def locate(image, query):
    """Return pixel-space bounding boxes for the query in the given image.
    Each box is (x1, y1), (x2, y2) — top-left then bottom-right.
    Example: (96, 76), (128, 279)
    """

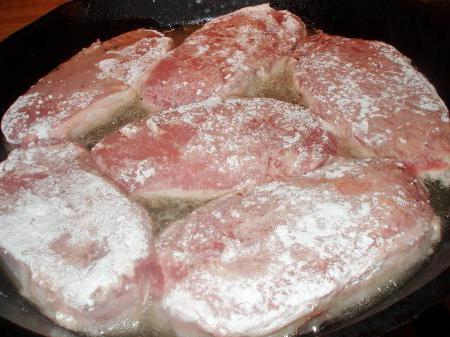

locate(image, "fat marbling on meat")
(157, 159), (441, 337)
(91, 98), (336, 204)
(1, 29), (172, 145)
(292, 33), (450, 185)
(140, 4), (306, 112)
(0, 142), (163, 334)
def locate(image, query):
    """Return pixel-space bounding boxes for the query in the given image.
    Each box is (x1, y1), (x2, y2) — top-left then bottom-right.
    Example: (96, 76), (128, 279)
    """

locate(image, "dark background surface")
(1, 1), (450, 43)
(1, 302), (449, 337)
(0, 1), (449, 337)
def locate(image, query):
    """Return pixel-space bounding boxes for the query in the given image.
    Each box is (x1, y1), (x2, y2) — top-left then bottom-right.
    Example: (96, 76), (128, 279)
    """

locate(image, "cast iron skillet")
(0, 0), (449, 336)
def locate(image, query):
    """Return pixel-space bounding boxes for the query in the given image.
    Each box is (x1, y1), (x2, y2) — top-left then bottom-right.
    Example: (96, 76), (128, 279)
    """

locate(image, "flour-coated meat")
(292, 33), (450, 184)
(0, 142), (162, 334)
(1, 29), (172, 145)
(157, 159), (441, 337)
(140, 4), (306, 112)
(92, 98), (336, 202)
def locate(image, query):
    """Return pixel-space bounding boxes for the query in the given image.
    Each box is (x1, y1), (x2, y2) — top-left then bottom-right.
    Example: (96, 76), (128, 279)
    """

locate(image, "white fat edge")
(97, 37), (171, 86)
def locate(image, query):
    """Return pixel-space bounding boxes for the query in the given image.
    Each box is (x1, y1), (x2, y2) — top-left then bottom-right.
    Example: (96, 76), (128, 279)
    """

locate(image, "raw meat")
(1, 29), (172, 146)
(0, 141), (163, 334)
(292, 33), (450, 184)
(157, 159), (441, 337)
(91, 98), (336, 204)
(140, 4), (306, 112)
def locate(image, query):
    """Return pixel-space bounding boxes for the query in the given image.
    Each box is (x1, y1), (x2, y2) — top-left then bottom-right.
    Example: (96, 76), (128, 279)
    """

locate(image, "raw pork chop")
(92, 98), (336, 207)
(140, 4), (306, 112)
(292, 33), (450, 184)
(1, 29), (172, 146)
(157, 159), (441, 337)
(0, 142), (162, 334)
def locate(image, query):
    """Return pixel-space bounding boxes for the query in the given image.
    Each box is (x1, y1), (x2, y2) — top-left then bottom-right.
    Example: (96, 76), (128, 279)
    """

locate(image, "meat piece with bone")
(0, 142), (163, 335)
(157, 159), (441, 337)
(140, 4), (306, 112)
(1, 29), (172, 146)
(91, 97), (336, 224)
(292, 33), (450, 185)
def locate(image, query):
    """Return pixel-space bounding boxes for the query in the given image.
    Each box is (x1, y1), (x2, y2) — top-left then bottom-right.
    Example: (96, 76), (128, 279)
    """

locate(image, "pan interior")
(0, 1), (449, 337)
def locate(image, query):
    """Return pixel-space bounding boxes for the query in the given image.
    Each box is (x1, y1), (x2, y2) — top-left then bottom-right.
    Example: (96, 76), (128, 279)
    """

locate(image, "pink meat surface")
(140, 4), (306, 112)
(1, 29), (172, 145)
(157, 159), (441, 337)
(0, 142), (162, 334)
(92, 98), (336, 201)
(292, 33), (450, 184)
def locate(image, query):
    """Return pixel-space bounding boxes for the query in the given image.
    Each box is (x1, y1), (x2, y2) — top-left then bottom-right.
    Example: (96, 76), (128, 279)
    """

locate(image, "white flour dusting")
(158, 159), (437, 336)
(294, 34), (450, 166)
(92, 97), (335, 196)
(0, 143), (153, 312)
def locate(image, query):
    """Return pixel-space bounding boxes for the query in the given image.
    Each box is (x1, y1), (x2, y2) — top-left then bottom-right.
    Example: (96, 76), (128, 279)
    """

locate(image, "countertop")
(0, 0), (68, 41)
